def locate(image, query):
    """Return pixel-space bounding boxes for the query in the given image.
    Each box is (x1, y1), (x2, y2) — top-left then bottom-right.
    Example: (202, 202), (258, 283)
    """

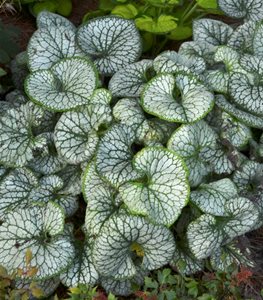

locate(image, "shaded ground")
(0, 0), (98, 50)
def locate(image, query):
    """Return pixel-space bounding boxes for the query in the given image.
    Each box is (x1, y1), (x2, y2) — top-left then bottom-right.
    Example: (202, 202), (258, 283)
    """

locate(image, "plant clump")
(1, 0), (263, 296)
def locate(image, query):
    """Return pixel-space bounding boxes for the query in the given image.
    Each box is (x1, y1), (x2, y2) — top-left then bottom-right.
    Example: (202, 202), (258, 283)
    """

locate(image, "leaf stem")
(181, 2), (198, 24)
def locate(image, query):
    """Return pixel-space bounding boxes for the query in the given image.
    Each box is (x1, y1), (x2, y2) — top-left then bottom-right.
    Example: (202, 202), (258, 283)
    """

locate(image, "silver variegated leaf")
(0, 202), (75, 280)
(28, 132), (66, 175)
(229, 73), (263, 116)
(83, 161), (118, 235)
(153, 50), (206, 74)
(120, 147), (189, 226)
(167, 121), (216, 187)
(56, 165), (82, 196)
(60, 241), (99, 287)
(205, 46), (243, 93)
(92, 214), (175, 280)
(54, 92), (112, 164)
(224, 197), (259, 239)
(109, 59), (153, 98)
(37, 11), (76, 30)
(201, 144), (235, 175)
(187, 214), (224, 259)
(96, 124), (143, 187)
(77, 16), (142, 75)
(0, 103), (47, 167)
(253, 24), (263, 57)
(136, 118), (175, 145)
(170, 245), (204, 275)
(113, 98), (145, 129)
(239, 54), (263, 75)
(27, 25), (82, 72)
(218, 0), (263, 21)
(191, 179), (238, 216)
(220, 112), (252, 148)
(25, 57), (98, 112)
(101, 267), (148, 296)
(0, 168), (38, 218)
(210, 243), (254, 271)
(141, 73), (214, 123)
(113, 98), (173, 145)
(193, 19), (233, 50)
(216, 94), (263, 129)
(178, 41), (212, 63)
(30, 175), (79, 217)
(232, 160), (263, 193)
(227, 21), (257, 53)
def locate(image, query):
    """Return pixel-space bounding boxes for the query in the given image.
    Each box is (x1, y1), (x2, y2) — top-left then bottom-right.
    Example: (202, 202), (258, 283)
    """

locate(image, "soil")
(0, 0), (98, 50)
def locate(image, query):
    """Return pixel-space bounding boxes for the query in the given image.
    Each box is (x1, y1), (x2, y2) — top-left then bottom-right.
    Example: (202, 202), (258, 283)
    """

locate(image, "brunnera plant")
(1, 0), (263, 297)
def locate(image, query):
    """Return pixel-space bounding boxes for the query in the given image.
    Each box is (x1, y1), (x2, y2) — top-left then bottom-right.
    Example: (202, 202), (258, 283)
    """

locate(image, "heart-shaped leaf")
(232, 160), (263, 193)
(25, 57), (98, 112)
(0, 103), (47, 167)
(77, 16), (142, 75)
(191, 179), (238, 216)
(205, 46), (244, 93)
(223, 197), (259, 239)
(96, 124), (143, 187)
(229, 72), (263, 116)
(218, 0), (263, 21)
(27, 132), (66, 175)
(193, 19), (233, 50)
(109, 59), (154, 98)
(27, 26), (82, 72)
(253, 24), (263, 57)
(119, 147), (189, 226)
(54, 90), (112, 164)
(153, 50), (206, 74)
(187, 214), (224, 259)
(210, 243), (254, 271)
(170, 245), (204, 275)
(167, 121), (217, 187)
(0, 202), (75, 280)
(56, 165), (82, 196)
(0, 168), (38, 218)
(216, 94), (263, 129)
(30, 175), (79, 217)
(60, 240), (99, 287)
(227, 21), (257, 53)
(92, 214), (175, 279)
(141, 73), (214, 123)
(113, 98), (175, 145)
(83, 161), (119, 235)
(37, 11), (76, 30)
(220, 112), (252, 149)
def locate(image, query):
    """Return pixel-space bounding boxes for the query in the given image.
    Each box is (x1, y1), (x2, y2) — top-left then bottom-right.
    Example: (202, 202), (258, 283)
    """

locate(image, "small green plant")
(66, 284), (117, 300)
(134, 265), (252, 300)
(83, 0), (221, 54)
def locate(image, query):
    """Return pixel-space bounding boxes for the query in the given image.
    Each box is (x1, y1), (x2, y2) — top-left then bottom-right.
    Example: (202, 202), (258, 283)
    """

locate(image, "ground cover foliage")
(1, 0), (263, 298)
